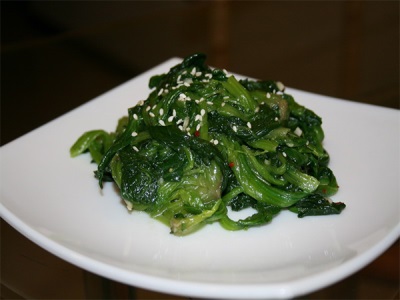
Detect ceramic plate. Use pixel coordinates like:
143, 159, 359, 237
1, 58, 399, 299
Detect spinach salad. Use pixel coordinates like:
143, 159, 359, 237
71, 54, 345, 236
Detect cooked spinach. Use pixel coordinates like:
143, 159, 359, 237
70, 53, 344, 235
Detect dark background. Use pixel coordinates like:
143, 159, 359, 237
1, 1, 399, 299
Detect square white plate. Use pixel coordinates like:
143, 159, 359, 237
1, 58, 399, 299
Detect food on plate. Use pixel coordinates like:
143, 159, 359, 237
70, 53, 345, 235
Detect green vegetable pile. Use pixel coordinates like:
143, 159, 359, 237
70, 53, 345, 236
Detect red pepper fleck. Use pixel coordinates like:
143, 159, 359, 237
228, 162, 235, 168
194, 130, 200, 137
322, 188, 327, 194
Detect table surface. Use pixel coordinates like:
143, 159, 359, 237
1, 1, 399, 299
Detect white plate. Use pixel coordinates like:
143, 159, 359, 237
1, 58, 399, 299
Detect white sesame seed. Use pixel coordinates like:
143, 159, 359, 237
232, 125, 238, 132
159, 120, 166, 126
178, 125, 183, 131
149, 112, 155, 117
146, 106, 151, 112
133, 146, 139, 152
255, 107, 260, 113
152, 104, 157, 110
294, 127, 303, 136
221, 102, 226, 107
266, 92, 271, 99
282, 152, 287, 157
202, 79, 209, 83
207, 101, 213, 105
168, 115, 174, 122
196, 123, 201, 131
133, 114, 138, 120
306, 140, 310, 145
159, 108, 164, 116
191, 67, 196, 75
183, 116, 189, 129
276, 81, 285, 91
177, 75, 181, 82
223, 96, 229, 99
176, 119, 183, 125
247, 122, 252, 129
200, 109, 206, 116
205, 73, 212, 78
131, 131, 138, 137
274, 117, 279, 121
213, 139, 219, 145
186, 127, 191, 132
210, 139, 214, 144
164, 89, 169, 94
158, 88, 164, 96
184, 82, 190, 87
195, 114, 202, 122
172, 109, 177, 117
195, 71, 202, 77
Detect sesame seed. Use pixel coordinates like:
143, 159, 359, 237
274, 117, 279, 121
221, 102, 226, 107
131, 131, 138, 137
255, 107, 260, 113
183, 117, 189, 129
186, 127, 191, 132
164, 89, 169, 94
196, 123, 201, 131
247, 122, 252, 129
184, 82, 190, 87
146, 106, 151, 112
159, 108, 164, 116
232, 125, 238, 132
149, 112, 155, 117
168, 116, 174, 122
213, 139, 219, 145
210, 139, 214, 144
200, 109, 206, 116
152, 104, 157, 110
158, 88, 164, 96
191, 67, 196, 75
207, 101, 213, 105
266, 92, 271, 99
294, 127, 302, 136
177, 75, 181, 82
172, 109, 177, 117
202, 79, 209, 83
178, 125, 183, 131
282, 152, 287, 157
195, 114, 202, 122
133, 146, 139, 152
133, 114, 138, 120
223, 96, 229, 99
159, 120, 166, 126
276, 81, 285, 91
205, 73, 212, 79
195, 71, 202, 77
176, 119, 183, 125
